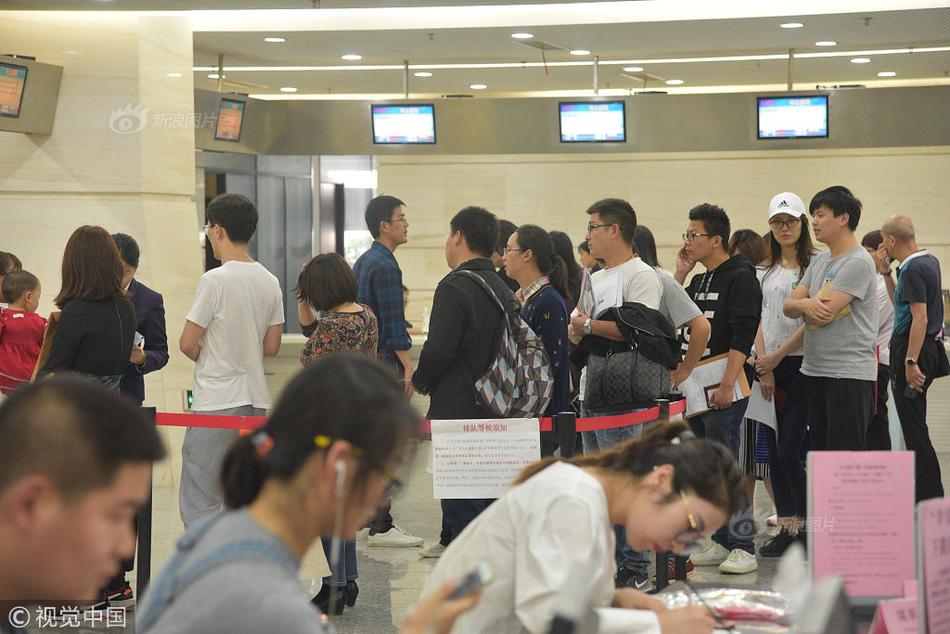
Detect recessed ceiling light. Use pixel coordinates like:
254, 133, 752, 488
780, 22, 804, 29
414, 71, 433, 77
264, 37, 286, 43
341, 54, 362, 61
279, 86, 298, 93
570, 49, 591, 56
510, 32, 534, 39
208, 73, 224, 79
470, 83, 487, 90
665, 79, 684, 85
877, 71, 897, 77
851, 57, 871, 64
815, 41, 837, 47
623, 66, 644, 73
166, 72, 183, 78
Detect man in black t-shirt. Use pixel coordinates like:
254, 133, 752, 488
881, 215, 950, 502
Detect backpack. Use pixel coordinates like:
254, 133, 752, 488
455, 270, 554, 418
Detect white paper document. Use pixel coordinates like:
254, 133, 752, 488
590, 268, 624, 318
744, 381, 778, 441
431, 418, 541, 499
678, 356, 747, 417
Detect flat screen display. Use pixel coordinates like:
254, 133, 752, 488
215, 98, 246, 142
0, 62, 28, 118
559, 101, 626, 143
757, 95, 828, 139
371, 104, 436, 144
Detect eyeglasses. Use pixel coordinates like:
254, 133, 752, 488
587, 222, 614, 233
768, 217, 801, 230
314, 434, 403, 499
503, 246, 526, 254
672, 490, 706, 555
682, 232, 713, 242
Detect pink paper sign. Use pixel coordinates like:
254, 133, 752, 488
809, 452, 915, 598
918, 497, 950, 634
869, 598, 918, 634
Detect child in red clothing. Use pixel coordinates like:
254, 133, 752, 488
0, 270, 47, 395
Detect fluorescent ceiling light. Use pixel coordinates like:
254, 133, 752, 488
341, 54, 362, 61
570, 49, 591, 56
851, 57, 871, 63
470, 83, 487, 89
279, 86, 297, 92
780, 22, 804, 28
815, 40, 837, 46
264, 37, 286, 43
166, 72, 183, 78
414, 71, 433, 77
511, 32, 534, 39
877, 71, 897, 77
623, 66, 644, 72
666, 79, 684, 85
208, 73, 224, 79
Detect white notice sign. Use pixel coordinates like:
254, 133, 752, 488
431, 418, 542, 500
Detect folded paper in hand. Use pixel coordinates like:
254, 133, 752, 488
678, 353, 752, 417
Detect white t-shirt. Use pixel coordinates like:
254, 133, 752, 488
186, 261, 284, 411
875, 275, 894, 366
420, 462, 661, 634
757, 265, 804, 358
579, 256, 663, 402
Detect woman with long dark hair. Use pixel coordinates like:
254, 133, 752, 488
41, 226, 135, 389
548, 230, 582, 309
503, 225, 571, 455
422, 421, 745, 634
137, 355, 478, 633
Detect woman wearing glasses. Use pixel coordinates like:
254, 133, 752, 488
138, 355, 477, 633
420, 420, 744, 634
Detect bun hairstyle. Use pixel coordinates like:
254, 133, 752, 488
515, 225, 571, 304
515, 421, 745, 517
221, 354, 418, 509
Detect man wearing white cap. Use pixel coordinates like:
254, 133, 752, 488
784, 186, 878, 452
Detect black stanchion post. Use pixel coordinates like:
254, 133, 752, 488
554, 412, 576, 459
653, 399, 673, 589
137, 407, 156, 599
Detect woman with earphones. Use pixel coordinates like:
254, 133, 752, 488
420, 421, 745, 634
137, 355, 478, 633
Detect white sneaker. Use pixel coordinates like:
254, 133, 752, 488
367, 525, 423, 548
689, 541, 730, 566
719, 549, 759, 574
418, 543, 447, 558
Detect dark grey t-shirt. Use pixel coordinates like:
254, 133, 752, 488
138, 510, 324, 634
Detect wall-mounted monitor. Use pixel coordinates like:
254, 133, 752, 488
559, 101, 626, 143
214, 98, 246, 142
757, 95, 828, 139
0, 62, 28, 118
371, 104, 436, 144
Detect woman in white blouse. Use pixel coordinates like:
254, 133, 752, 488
420, 421, 745, 634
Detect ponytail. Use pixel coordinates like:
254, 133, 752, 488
221, 433, 269, 508
546, 255, 571, 306
515, 225, 572, 304
515, 421, 745, 517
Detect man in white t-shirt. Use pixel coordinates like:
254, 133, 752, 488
569, 198, 662, 590
178, 193, 284, 528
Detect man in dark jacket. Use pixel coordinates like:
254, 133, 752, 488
413, 206, 508, 549
674, 204, 762, 575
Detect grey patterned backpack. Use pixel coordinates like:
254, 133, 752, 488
456, 270, 554, 418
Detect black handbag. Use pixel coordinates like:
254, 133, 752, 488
585, 347, 670, 410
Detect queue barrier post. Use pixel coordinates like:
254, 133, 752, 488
137, 407, 156, 599
553, 411, 577, 459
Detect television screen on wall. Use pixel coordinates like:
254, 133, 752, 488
757, 95, 828, 139
0, 62, 28, 118
371, 104, 436, 144
559, 101, 626, 143
215, 98, 246, 142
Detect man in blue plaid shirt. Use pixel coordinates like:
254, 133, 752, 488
352, 194, 424, 548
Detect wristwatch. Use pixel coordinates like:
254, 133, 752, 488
583, 318, 593, 336
905, 358, 917, 366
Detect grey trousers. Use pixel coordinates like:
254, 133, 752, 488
179, 405, 265, 529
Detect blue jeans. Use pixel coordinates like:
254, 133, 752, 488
321, 538, 357, 586
690, 398, 754, 554
580, 402, 651, 577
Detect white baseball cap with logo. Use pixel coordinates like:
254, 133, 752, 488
768, 192, 805, 219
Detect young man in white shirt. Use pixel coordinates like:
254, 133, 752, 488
569, 198, 662, 591
178, 193, 284, 528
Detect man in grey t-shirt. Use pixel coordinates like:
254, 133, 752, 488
784, 186, 878, 451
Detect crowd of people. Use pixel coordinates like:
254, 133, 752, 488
0, 182, 947, 634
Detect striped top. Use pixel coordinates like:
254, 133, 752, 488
757, 265, 804, 357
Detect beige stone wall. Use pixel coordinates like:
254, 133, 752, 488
381, 147, 950, 323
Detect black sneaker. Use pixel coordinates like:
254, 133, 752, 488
108, 581, 135, 608
615, 566, 651, 591
760, 528, 796, 557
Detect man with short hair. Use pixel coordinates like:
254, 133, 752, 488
881, 214, 949, 502
178, 193, 284, 529
0, 378, 164, 622
414, 206, 511, 547
568, 198, 663, 590
861, 230, 896, 451
493, 219, 520, 292
674, 203, 762, 575
784, 186, 878, 453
